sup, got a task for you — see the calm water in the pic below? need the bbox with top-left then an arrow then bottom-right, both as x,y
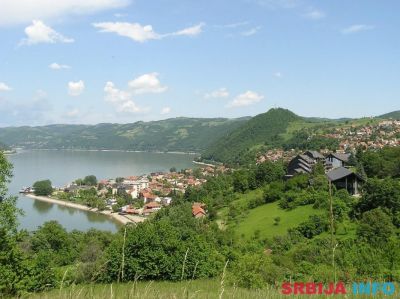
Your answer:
7,150 -> 196,232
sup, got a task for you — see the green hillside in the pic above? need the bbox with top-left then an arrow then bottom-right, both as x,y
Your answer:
201,108 -> 301,164
236,201 -> 323,239
379,110 -> 400,120
0,117 -> 248,153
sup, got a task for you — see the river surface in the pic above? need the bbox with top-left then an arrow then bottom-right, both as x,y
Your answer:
7,150 -> 196,232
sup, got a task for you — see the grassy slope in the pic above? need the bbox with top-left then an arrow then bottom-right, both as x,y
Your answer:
216,189 -> 324,240
235,201 -> 323,240
25,280 -> 365,299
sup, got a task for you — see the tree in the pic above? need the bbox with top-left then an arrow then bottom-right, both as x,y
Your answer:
0,152 -> 32,296
264,182 -> 284,203
232,170 -> 249,193
254,161 -> 285,187
33,180 -> 53,196
169,167 -> 177,173
228,254 -> 283,289
356,178 -> 400,215
83,175 -> 97,186
312,162 -> 325,176
357,208 -> 395,246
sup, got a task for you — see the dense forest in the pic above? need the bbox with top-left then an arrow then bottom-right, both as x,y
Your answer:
201,108 -> 301,165
1,147 -> 400,297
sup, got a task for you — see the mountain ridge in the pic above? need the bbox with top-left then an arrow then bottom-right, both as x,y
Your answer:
1,109 -> 399,158
0,117 -> 249,153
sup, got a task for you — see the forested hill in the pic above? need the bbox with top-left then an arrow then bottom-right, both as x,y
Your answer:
201,108 -> 301,164
379,110 -> 400,120
0,117 -> 248,153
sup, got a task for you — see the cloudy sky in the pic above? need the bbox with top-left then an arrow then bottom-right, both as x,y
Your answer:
0,0 -> 399,126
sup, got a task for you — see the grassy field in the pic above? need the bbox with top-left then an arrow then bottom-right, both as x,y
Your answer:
23,280 -> 373,299
217,189 -> 264,224
235,201 -> 323,240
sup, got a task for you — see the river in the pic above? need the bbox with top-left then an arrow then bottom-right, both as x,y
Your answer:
7,150 -> 196,232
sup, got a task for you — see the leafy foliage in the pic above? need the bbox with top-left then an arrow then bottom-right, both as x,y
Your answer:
33,180 -> 53,196
359,147 -> 400,178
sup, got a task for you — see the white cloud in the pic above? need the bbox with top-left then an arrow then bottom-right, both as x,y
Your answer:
169,23 -> 205,37
215,21 -> 250,29
116,100 -> 142,113
227,91 -> 264,108
49,63 -> 71,70
20,20 -> 74,45
274,72 -> 283,78
0,82 -> 12,91
93,22 -> 159,42
66,108 -> 80,117
104,81 -> 131,103
93,21 -> 204,42
68,80 -> 85,96
160,107 -> 171,115
0,0 -> 130,26
241,26 -> 261,36
204,88 -> 230,99
342,24 -> 375,34
104,81 -> 147,114
128,73 -> 167,94
303,9 -> 325,20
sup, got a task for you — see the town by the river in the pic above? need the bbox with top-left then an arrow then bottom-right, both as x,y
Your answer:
8,150 -> 197,232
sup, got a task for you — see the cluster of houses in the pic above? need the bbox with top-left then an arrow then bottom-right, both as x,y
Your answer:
286,150 -> 363,195
257,149 -> 298,164
257,120 -> 400,165
323,120 -> 400,152
64,169 -> 212,218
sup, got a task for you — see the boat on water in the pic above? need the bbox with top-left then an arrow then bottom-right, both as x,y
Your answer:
19,187 -> 34,194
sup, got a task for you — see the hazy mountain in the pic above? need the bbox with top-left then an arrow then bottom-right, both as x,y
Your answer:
0,117 -> 249,153
379,110 -> 400,120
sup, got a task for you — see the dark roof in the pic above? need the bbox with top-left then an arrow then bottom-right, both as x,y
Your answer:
299,154 -> 315,164
326,167 -> 355,181
329,153 -> 351,162
305,150 -> 325,159
295,168 -> 307,174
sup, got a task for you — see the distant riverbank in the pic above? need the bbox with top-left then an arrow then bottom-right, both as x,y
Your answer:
25,194 -> 137,225
192,160 -> 217,167
22,148 -> 201,156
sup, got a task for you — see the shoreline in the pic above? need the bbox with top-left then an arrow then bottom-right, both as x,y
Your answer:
192,160 -> 218,167
25,194 -> 141,225
25,148 -> 200,156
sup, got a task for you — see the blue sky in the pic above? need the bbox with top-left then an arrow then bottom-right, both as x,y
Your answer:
0,0 -> 399,126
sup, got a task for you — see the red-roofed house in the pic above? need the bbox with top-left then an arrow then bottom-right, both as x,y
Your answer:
192,202 -> 206,218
